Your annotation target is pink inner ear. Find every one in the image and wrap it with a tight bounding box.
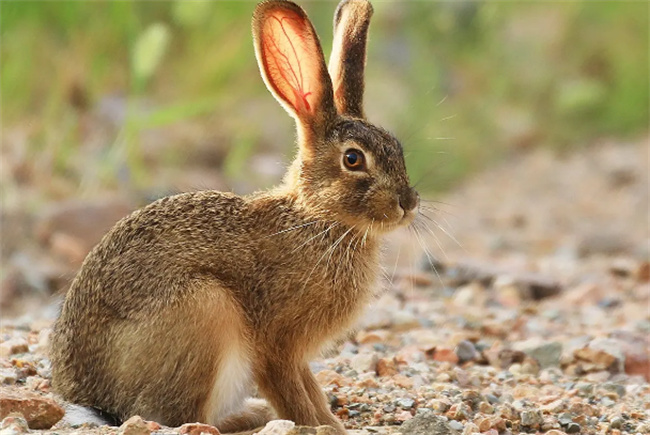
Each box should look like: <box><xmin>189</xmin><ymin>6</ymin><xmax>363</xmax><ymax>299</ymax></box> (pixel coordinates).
<box><xmin>261</xmin><ymin>9</ymin><xmax>320</xmax><ymax>116</ymax></box>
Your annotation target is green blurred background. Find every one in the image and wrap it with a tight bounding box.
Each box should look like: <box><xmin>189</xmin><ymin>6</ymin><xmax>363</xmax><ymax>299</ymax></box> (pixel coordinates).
<box><xmin>1</xmin><ymin>0</ymin><xmax>648</xmax><ymax>208</ymax></box>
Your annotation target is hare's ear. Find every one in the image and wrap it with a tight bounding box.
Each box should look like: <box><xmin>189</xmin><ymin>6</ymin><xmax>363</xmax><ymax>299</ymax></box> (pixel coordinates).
<box><xmin>253</xmin><ymin>1</ymin><xmax>336</xmax><ymax>143</ymax></box>
<box><xmin>328</xmin><ymin>0</ymin><xmax>373</xmax><ymax>118</ymax></box>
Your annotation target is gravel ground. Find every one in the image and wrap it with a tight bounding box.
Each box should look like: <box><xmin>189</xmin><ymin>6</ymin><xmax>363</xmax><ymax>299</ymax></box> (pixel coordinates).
<box><xmin>1</xmin><ymin>138</ymin><xmax>648</xmax><ymax>435</ymax></box>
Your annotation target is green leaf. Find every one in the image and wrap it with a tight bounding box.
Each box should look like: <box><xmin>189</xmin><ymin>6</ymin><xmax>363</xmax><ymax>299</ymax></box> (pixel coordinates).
<box><xmin>132</xmin><ymin>22</ymin><xmax>170</xmax><ymax>91</ymax></box>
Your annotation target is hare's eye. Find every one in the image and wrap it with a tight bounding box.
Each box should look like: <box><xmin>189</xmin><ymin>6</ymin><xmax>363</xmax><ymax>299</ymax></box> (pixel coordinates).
<box><xmin>343</xmin><ymin>149</ymin><xmax>365</xmax><ymax>171</ymax></box>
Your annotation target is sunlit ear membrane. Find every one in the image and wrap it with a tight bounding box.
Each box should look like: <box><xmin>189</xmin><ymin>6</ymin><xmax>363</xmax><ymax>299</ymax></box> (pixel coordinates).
<box><xmin>328</xmin><ymin>0</ymin><xmax>373</xmax><ymax>118</ymax></box>
<box><xmin>253</xmin><ymin>1</ymin><xmax>336</xmax><ymax>133</ymax></box>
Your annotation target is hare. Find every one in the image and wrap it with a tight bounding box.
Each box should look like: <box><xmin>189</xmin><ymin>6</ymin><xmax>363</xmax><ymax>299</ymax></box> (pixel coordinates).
<box><xmin>50</xmin><ymin>0</ymin><xmax>418</xmax><ymax>434</ymax></box>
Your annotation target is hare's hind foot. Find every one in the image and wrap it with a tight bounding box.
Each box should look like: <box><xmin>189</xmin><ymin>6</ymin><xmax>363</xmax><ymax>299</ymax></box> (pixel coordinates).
<box><xmin>217</xmin><ymin>398</ymin><xmax>276</xmax><ymax>434</ymax></box>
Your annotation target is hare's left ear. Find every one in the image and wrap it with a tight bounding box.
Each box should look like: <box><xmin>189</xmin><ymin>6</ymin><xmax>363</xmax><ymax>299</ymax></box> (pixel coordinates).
<box><xmin>328</xmin><ymin>0</ymin><xmax>373</xmax><ymax>118</ymax></box>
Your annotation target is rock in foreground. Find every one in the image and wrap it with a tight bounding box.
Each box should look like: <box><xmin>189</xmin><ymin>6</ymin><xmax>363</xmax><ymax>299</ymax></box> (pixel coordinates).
<box><xmin>399</xmin><ymin>413</ymin><xmax>459</xmax><ymax>435</ymax></box>
<box><xmin>0</xmin><ymin>389</ymin><xmax>64</xmax><ymax>429</ymax></box>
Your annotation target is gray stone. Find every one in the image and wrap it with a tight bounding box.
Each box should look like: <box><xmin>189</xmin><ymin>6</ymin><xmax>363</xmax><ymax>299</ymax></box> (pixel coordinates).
<box><xmin>600</xmin><ymin>397</ymin><xmax>615</xmax><ymax>407</ymax></box>
<box><xmin>520</xmin><ymin>410</ymin><xmax>544</xmax><ymax>428</ymax></box>
<box><xmin>566</xmin><ymin>422</ymin><xmax>581</xmax><ymax>433</ymax></box>
<box><xmin>400</xmin><ymin>412</ymin><xmax>460</xmax><ymax>435</ymax></box>
<box><xmin>513</xmin><ymin>339</ymin><xmax>563</xmax><ymax>368</ymax></box>
<box><xmin>455</xmin><ymin>340</ymin><xmax>478</xmax><ymax>363</ymax></box>
<box><xmin>558</xmin><ymin>413</ymin><xmax>573</xmax><ymax>426</ymax></box>
<box><xmin>608</xmin><ymin>417</ymin><xmax>623</xmax><ymax>430</ymax></box>
<box><xmin>397</xmin><ymin>398</ymin><xmax>416</xmax><ymax>410</ymax></box>
<box><xmin>448</xmin><ymin>420</ymin><xmax>464</xmax><ymax>431</ymax></box>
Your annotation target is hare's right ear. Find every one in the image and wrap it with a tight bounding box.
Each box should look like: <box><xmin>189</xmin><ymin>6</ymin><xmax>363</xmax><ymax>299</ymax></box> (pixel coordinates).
<box><xmin>328</xmin><ymin>0</ymin><xmax>373</xmax><ymax>118</ymax></box>
<box><xmin>253</xmin><ymin>1</ymin><xmax>336</xmax><ymax>146</ymax></box>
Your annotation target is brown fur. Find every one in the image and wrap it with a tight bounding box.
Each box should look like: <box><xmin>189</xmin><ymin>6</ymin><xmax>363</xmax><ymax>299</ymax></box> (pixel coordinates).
<box><xmin>50</xmin><ymin>1</ymin><xmax>418</xmax><ymax>434</ymax></box>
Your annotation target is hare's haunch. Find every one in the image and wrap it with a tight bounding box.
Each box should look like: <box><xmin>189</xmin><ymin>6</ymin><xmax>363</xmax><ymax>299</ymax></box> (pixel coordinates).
<box><xmin>50</xmin><ymin>1</ymin><xmax>418</xmax><ymax>434</ymax></box>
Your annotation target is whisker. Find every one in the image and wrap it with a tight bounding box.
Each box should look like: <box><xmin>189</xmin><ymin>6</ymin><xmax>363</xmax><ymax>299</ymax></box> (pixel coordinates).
<box><xmin>406</xmin><ymin>227</ymin><xmax>416</xmax><ymax>297</ymax></box>
<box><xmin>361</xmin><ymin>219</ymin><xmax>374</xmax><ymax>247</ymax></box>
<box><xmin>302</xmin><ymin>226</ymin><xmax>355</xmax><ymax>291</ymax></box>
<box><xmin>400</xmin><ymin>83</ymin><xmax>442</xmax><ymax>142</ymax></box>
<box><xmin>410</xmin><ymin>159</ymin><xmax>453</xmax><ymax>190</ymax></box>
<box><xmin>266</xmin><ymin>220</ymin><xmax>319</xmax><ymax>238</ymax></box>
<box><xmin>327</xmin><ymin>226</ymin><xmax>355</xmax><ymax>267</ymax></box>
<box><xmin>419</xmin><ymin>204</ymin><xmax>458</xmax><ymax>220</ymax></box>
<box><xmin>419</xmin><ymin>198</ymin><xmax>459</xmax><ymax>208</ymax></box>
<box><xmin>419</xmin><ymin>211</ymin><xmax>464</xmax><ymax>251</ymax></box>
<box><xmin>415</xmin><ymin>215</ymin><xmax>448</xmax><ymax>261</ymax></box>
<box><xmin>344</xmin><ymin>230</ymin><xmax>359</xmax><ymax>265</ymax></box>
<box><xmin>390</xmin><ymin>242</ymin><xmax>401</xmax><ymax>288</ymax></box>
<box><xmin>290</xmin><ymin>222</ymin><xmax>339</xmax><ymax>254</ymax></box>
<box><xmin>411</xmin><ymin>222</ymin><xmax>444</xmax><ymax>288</ymax></box>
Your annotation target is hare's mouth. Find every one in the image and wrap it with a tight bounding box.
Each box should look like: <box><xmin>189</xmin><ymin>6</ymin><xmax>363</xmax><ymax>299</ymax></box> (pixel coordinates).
<box><xmin>400</xmin><ymin>210</ymin><xmax>417</xmax><ymax>227</ymax></box>
<box><xmin>366</xmin><ymin>209</ymin><xmax>417</xmax><ymax>234</ymax></box>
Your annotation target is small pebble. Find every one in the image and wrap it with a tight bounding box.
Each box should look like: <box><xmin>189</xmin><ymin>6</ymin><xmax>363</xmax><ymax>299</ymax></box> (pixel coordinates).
<box><xmin>118</xmin><ymin>416</ymin><xmax>150</xmax><ymax>435</ymax></box>
<box><xmin>608</xmin><ymin>416</ymin><xmax>623</xmax><ymax>430</ymax></box>
<box><xmin>0</xmin><ymin>339</ymin><xmax>29</xmax><ymax>358</ymax></box>
<box><xmin>397</xmin><ymin>398</ymin><xmax>415</xmax><ymax>410</ymax></box>
<box><xmin>448</xmin><ymin>420</ymin><xmax>464</xmax><ymax>431</ymax></box>
<box><xmin>455</xmin><ymin>340</ymin><xmax>478</xmax><ymax>363</ymax></box>
<box><xmin>566</xmin><ymin>422</ymin><xmax>581</xmax><ymax>433</ymax></box>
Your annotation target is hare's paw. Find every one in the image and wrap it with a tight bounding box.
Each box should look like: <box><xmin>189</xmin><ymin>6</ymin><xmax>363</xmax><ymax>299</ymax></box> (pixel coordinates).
<box><xmin>216</xmin><ymin>398</ymin><xmax>276</xmax><ymax>433</ymax></box>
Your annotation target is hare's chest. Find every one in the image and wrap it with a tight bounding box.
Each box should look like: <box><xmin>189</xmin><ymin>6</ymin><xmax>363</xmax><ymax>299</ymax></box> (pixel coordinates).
<box><xmin>302</xmin><ymin>255</ymin><xmax>379</xmax><ymax>333</ymax></box>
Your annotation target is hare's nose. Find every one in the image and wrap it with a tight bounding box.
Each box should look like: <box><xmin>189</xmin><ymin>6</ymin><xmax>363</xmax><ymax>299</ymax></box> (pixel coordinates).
<box><xmin>399</xmin><ymin>187</ymin><xmax>419</xmax><ymax>213</ymax></box>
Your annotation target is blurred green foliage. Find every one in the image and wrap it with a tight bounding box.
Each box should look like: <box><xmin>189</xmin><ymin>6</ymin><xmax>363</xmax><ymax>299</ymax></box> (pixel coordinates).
<box><xmin>1</xmin><ymin>1</ymin><xmax>648</xmax><ymax>198</ymax></box>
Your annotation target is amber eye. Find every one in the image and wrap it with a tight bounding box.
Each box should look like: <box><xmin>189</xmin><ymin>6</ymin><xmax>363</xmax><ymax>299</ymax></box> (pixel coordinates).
<box><xmin>343</xmin><ymin>149</ymin><xmax>365</xmax><ymax>171</ymax></box>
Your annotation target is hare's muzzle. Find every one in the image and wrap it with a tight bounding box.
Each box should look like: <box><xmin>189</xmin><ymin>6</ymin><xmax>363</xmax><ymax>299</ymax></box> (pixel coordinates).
<box><xmin>399</xmin><ymin>187</ymin><xmax>419</xmax><ymax>214</ymax></box>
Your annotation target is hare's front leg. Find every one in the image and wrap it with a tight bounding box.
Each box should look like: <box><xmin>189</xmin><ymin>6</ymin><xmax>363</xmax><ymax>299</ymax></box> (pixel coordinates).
<box><xmin>255</xmin><ymin>358</ymin><xmax>346</xmax><ymax>434</ymax></box>
<box><xmin>300</xmin><ymin>365</ymin><xmax>347</xmax><ymax>433</ymax></box>
<box><xmin>255</xmin><ymin>358</ymin><xmax>320</xmax><ymax>426</ymax></box>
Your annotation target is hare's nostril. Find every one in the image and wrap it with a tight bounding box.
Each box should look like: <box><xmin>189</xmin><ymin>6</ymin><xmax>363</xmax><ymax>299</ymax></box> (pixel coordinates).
<box><xmin>399</xmin><ymin>188</ymin><xmax>418</xmax><ymax>212</ymax></box>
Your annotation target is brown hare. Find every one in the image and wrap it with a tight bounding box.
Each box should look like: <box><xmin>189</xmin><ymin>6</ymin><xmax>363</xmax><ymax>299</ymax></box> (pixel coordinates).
<box><xmin>50</xmin><ymin>0</ymin><xmax>419</xmax><ymax>434</ymax></box>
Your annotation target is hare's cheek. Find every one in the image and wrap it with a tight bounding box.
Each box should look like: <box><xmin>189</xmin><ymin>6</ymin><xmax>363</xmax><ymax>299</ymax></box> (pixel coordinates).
<box><xmin>363</xmin><ymin>189</ymin><xmax>402</xmax><ymax>223</ymax></box>
<box><xmin>332</xmin><ymin>177</ymin><xmax>368</xmax><ymax>210</ymax></box>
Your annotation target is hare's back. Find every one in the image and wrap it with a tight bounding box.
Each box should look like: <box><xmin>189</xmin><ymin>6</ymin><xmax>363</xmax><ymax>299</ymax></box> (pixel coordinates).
<box><xmin>67</xmin><ymin>191</ymin><xmax>255</xmax><ymax>316</ymax></box>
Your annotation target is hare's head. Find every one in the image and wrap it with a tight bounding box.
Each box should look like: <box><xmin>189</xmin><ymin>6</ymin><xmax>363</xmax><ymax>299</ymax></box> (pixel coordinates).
<box><xmin>253</xmin><ymin>0</ymin><xmax>418</xmax><ymax>233</ymax></box>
